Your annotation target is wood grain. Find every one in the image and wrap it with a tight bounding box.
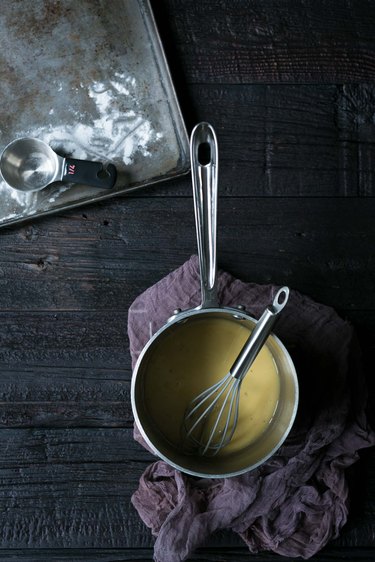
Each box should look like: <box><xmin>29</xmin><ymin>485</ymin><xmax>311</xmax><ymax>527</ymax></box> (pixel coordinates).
<box><xmin>0</xmin><ymin>546</ymin><xmax>374</xmax><ymax>561</ymax></box>
<box><xmin>151</xmin><ymin>0</ymin><xmax>375</xmax><ymax>83</ymax></box>
<box><xmin>0</xmin><ymin>429</ymin><xmax>153</xmax><ymax>549</ymax></box>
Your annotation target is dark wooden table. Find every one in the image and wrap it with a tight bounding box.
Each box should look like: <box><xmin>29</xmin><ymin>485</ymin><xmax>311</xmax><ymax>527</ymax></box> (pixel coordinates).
<box><xmin>1</xmin><ymin>1</ymin><xmax>374</xmax><ymax>560</ymax></box>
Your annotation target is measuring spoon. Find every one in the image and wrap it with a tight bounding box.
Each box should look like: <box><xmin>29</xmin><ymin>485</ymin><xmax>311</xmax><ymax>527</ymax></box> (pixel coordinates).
<box><xmin>0</xmin><ymin>137</ymin><xmax>117</xmax><ymax>192</ymax></box>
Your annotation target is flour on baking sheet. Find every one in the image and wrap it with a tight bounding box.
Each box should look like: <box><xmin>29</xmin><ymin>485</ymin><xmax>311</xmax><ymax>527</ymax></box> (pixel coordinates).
<box><xmin>4</xmin><ymin>72</ymin><xmax>163</xmax><ymax>164</ymax></box>
<box><xmin>84</xmin><ymin>73</ymin><xmax>160</xmax><ymax>164</ymax></box>
<box><xmin>0</xmin><ymin>72</ymin><xmax>164</xmax><ymax>216</ymax></box>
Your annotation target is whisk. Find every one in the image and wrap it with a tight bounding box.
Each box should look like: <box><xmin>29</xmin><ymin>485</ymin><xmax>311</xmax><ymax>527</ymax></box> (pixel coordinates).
<box><xmin>183</xmin><ymin>286</ymin><xmax>289</xmax><ymax>456</ymax></box>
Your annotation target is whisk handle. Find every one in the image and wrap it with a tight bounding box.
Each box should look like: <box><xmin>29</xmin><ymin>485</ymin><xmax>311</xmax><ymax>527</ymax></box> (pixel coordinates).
<box><xmin>231</xmin><ymin>287</ymin><xmax>289</xmax><ymax>381</ymax></box>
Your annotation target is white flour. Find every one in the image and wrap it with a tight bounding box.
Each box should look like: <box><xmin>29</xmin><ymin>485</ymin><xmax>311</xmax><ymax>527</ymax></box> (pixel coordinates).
<box><xmin>26</xmin><ymin>72</ymin><xmax>162</xmax><ymax>163</ymax></box>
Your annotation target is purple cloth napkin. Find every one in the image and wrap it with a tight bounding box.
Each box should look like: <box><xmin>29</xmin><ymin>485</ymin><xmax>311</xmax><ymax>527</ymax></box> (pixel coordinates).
<box><xmin>128</xmin><ymin>256</ymin><xmax>375</xmax><ymax>561</ymax></box>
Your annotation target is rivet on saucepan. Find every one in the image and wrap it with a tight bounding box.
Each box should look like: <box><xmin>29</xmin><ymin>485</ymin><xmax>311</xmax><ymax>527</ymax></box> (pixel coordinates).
<box><xmin>232</xmin><ymin>304</ymin><xmax>247</xmax><ymax>319</ymax></box>
<box><xmin>167</xmin><ymin>308</ymin><xmax>182</xmax><ymax>323</ymax></box>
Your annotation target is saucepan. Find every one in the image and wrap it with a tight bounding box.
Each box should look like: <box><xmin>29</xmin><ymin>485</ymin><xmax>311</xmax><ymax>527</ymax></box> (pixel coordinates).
<box><xmin>131</xmin><ymin>122</ymin><xmax>298</xmax><ymax>478</ymax></box>
<box><xmin>0</xmin><ymin>137</ymin><xmax>117</xmax><ymax>192</ymax></box>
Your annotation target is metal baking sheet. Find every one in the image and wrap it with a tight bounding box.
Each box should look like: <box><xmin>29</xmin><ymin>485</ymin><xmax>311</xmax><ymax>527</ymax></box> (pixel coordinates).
<box><xmin>0</xmin><ymin>0</ymin><xmax>189</xmax><ymax>227</ymax></box>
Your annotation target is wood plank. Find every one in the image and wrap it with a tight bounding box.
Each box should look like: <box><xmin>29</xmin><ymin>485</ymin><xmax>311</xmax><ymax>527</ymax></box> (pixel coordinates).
<box><xmin>0</xmin><ymin>197</ymin><xmax>374</xmax><ymax>313</ymax></box>
<box><xmin>0</xmin><ymin>429</ymin><xmax>373</xmax><ymax>550</ymax></box>
<box><xmin>151</xmin><ymin>0</ymin><xmax>375</xmax><ymax>83</ymax></box>
<box><xmin>0</xmin><ymin>366</ymin><xmax>133</xmax><ymax>428</ymax></box>
<box><xmin>0</xmin><ymin>311</ymin><xmax>131</xmax><ymax>367</ymax></box>
<box><xmin>189</xmin><ymin>84</ymin><xmax>359</xmax><ymax>197</ymax></box>
<box><xmin>0</xmin><ymin>546</ymin><xmax>374</xmax><ymax>561</ymax></box>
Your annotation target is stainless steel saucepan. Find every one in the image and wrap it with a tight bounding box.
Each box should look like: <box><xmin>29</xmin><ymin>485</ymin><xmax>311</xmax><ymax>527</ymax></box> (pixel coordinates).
<box><xmin>0</xmin><ymin>137</ymin><xmax>117</xmax><ymax>192</ymax></box>
<box><xmin>131</xmin><ymin>122</ymin><xmax>298</xmax><ymax>478</ymax></box>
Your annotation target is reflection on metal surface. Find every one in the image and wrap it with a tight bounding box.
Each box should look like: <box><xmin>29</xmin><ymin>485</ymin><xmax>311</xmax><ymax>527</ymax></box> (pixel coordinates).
<box><xmin>0</xmin><ymin>0</ymin><xmax>189</xmax><ymax>226</ymax></box>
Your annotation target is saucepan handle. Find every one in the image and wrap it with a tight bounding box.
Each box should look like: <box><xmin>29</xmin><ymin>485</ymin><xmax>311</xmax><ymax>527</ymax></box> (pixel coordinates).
<box><xmin>190</xmin><ymin>122</ymin><xmax>219</xmax><ymax>308</ymax></box>
<box><xmin>62</xmin><ymin>158</ymin><xmax>117</xmax><ymax>189</ymax></box>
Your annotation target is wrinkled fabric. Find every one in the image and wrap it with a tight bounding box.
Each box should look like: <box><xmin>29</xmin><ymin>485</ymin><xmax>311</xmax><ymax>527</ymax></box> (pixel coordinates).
<box><xmin>128</xmin><ymin>256</ymin><xmax>375</xmax><ymax>561</ymax></box>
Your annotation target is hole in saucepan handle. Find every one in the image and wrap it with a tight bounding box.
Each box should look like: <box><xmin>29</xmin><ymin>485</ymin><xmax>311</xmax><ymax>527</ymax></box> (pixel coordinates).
<box><xmin>198</xmin><ymin>142</ymin><xmax>211</xmax><ymax>166</ymax></box>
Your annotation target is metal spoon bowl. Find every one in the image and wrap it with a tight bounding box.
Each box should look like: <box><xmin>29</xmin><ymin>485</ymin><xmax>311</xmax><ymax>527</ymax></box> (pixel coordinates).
<box><xmin>1</xmin><ymin>138</ymin><xmax>59</xmax><ymax>191</ymax></box>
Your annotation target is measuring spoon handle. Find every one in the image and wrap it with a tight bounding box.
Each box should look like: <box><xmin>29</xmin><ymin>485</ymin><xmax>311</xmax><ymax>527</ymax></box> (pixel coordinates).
<box><xmin>62</xmin><ymin>157</ymin><xmax>117</xmax><ymax>189</ymax></box>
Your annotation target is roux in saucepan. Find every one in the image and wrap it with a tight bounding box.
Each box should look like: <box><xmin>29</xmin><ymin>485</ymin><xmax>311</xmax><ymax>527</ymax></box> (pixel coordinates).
<box><xmin>144</xmin><ymin>316</ymin><xmax>280</xmax><ymax>455</ymax></box>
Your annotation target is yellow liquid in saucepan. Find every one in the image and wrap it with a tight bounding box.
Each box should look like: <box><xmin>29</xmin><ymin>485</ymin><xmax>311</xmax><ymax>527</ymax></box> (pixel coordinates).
<box><xmin>144</xmin><ymin>316</ymin><xmax>280</xmax><ymax>455</ymax></box>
